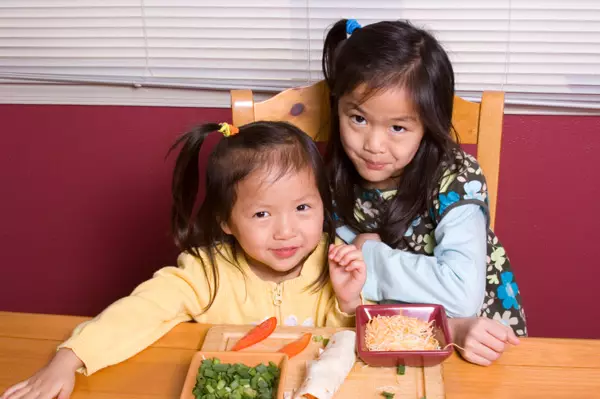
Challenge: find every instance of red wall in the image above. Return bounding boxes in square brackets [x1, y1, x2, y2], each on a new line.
[0, 104, 598, 339]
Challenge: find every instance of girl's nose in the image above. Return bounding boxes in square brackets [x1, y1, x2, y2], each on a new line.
[363, 128, 386, 154]
[273, 216, 296, 240]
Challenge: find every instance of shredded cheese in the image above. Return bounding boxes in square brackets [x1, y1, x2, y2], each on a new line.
[365, 314, 440, 351]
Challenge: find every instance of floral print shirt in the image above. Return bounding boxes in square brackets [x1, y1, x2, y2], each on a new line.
[349, 151, 527, 336]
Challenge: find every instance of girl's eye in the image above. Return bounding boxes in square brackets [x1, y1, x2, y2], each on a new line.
[391, 125, 406, 134]
[297, 204, 311, 211]
[350, 115, 367, 125]
[254, 211, 269, 218]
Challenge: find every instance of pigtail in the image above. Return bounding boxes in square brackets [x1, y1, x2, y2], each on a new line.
[322, 19, 348, 89]
[168, 123, 221, 255]
[167, 122, 223, 317]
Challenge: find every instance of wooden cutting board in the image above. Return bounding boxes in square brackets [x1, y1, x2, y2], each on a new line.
[201, 325, 445, 399]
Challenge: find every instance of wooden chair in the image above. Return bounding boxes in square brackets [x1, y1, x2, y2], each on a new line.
[231, 81, 504, 229]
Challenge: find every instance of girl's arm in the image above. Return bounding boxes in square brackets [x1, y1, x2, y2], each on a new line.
[1, 253, 210, 399]
[341, 204, 487, 318]
[0, 254, 208, 399]
[58, 252, 209, 375]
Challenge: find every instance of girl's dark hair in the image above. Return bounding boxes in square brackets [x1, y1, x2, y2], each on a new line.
[168, 121, 334, 314]
[323, 19, 464, 248]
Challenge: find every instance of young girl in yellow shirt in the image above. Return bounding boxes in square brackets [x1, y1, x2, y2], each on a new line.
[2, 121, 366, 399]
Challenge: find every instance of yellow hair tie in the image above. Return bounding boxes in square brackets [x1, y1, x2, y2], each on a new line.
[218, 122, 239, 137]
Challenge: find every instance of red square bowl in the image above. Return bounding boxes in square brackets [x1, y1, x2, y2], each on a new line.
[356, 304, 454, 367]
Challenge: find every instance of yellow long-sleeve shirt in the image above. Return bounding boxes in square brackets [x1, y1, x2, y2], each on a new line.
[60, 237, 354, 375]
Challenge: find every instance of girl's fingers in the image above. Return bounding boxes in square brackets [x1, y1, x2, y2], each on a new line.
[330, 245, 357, 264]
[328, 244, 345, 260]
[466, 340, 501, 364]
[486, 321, 508, 341]
[477, 331, 507, 353]
[486, 321, 519, 347]
[328, 244, 338, 257]
[344, 260, 365, 273]
[57, 383, 74, 399]
[506, 328, 520, 345]
[1, 381, 28, 399]
[461, 350, 492, 367]
[6, 384, 32, 399]
[338, 250, 363, 266]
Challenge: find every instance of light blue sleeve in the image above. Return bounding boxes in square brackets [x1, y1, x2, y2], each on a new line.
[336, 225, 358, 244]
[360, 204, 487, 318]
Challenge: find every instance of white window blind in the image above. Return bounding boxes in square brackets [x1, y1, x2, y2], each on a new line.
[1, 0, 599, 112]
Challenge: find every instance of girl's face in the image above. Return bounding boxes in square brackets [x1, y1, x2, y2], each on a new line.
[338, 85, 425, 189]
[221, 166, 324, 283]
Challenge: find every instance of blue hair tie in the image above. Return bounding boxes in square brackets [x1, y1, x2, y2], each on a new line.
[346, 19, 361, 35]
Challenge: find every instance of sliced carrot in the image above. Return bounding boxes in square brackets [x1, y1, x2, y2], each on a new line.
[231, 317, 277, 351]
[278, 333, 312, 358]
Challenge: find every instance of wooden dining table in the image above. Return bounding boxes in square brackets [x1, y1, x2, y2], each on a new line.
[0, 311, 599, 399]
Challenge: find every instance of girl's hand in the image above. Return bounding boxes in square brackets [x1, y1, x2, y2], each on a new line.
[1, 348, 82, 399]
[448, 317, 520, 366]
[328, 244, 367, 314]
[352, 233, 381, 251]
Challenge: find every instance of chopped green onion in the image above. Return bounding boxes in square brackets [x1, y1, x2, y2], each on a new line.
[322, 338, 330, 347]
[193, 358, 280, 399]
[381, 392, 395, 398]
[397, 364, 406, 375]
